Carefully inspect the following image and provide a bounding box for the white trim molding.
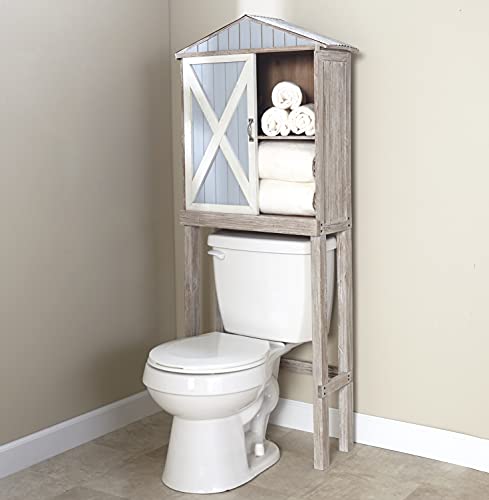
[1,394,488,480]
[270,398,489,474]
[0,391,159,479]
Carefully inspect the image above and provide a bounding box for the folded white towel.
[258,141,315,183]
[261,107,290,137]
[271,81,303,110]
[288,104,315,136]
[259,179,316,216]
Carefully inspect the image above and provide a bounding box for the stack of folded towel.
[260,81,316,137]
[258,141,316,216]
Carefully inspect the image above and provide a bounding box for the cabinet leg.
[337,229,354,452]
[184,226,201,337]
[311,235,331,470]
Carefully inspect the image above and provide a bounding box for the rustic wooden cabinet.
[176,14,357,471]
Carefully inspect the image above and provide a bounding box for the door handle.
[247,118,254,142]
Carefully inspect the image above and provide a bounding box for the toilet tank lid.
[208,231,336,255]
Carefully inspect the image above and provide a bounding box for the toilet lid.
[147,332,270,374]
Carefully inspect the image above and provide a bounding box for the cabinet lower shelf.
[180,210,350,237]
[257,135,315,141]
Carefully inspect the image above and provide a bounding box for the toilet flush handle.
[208,249,225,260]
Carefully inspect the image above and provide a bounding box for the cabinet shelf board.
[180,210,320,236]
[257,135,315,141]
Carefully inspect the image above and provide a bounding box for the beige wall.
[0,1,174,444]
[170,0,489,440]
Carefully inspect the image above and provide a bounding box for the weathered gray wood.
[311,235,331,470]
[337,229,354,452]
[313,48,324,226]
[315,50,352,226]
[320,220,351,235]
[280,358,338,378]
[257,135,315,141]
[322,372,352,396]
[178,46,315,59]
[180,210,320,236]
[184,226,201,337]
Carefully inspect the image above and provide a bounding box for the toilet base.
[162,415,280,494]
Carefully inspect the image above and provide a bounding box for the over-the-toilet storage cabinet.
[176,15,357,471]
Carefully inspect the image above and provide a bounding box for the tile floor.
[1,412,488,499]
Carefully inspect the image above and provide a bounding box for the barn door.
[183,54,258,214]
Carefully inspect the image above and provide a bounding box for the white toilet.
[143,231,336,494]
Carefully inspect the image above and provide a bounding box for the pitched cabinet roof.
[175,14,358,58]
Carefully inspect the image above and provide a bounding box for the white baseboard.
[270,398,489,474]
[0,391,159,479]
[1,393,487,480]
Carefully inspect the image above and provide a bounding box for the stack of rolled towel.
[261,81,315,137]
[258,141,316,216]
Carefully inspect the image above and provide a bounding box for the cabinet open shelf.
[180,210,350,237]
[257,135,315,141]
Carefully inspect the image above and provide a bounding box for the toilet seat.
[147,331,271,375]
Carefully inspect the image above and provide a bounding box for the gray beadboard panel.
[250,21,262,49]
[239,18,251,49]
[225,62,240,205]
[191,21,312,53]
[201,61,216,204]
[285,33,297,46]
[191,61,249,206]
[273,29,285,47]
[228,24,240,49]
[218,31,228,50]
[176,14,358,56]
[208,35,218,51]
[191,65,205,203]
[261,25,273,48]
[237,91,249,205]
[296,36,312,46]
[213,62,227,204]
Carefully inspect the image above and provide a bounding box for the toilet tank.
[207,231,336,343]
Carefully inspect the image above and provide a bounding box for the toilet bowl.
[143,231,336,494]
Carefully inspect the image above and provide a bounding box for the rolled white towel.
[271,81,303,110]
[258,141,315,183]
[288,104,315,136]
[260,107,290,137]
[259,179,316,216]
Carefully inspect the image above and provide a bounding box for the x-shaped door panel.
[183,55,258,214]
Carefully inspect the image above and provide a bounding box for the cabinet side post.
[316,50,351,228]
[337,228,354,451]
[311,235,331,470]
[184,225,201,337]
